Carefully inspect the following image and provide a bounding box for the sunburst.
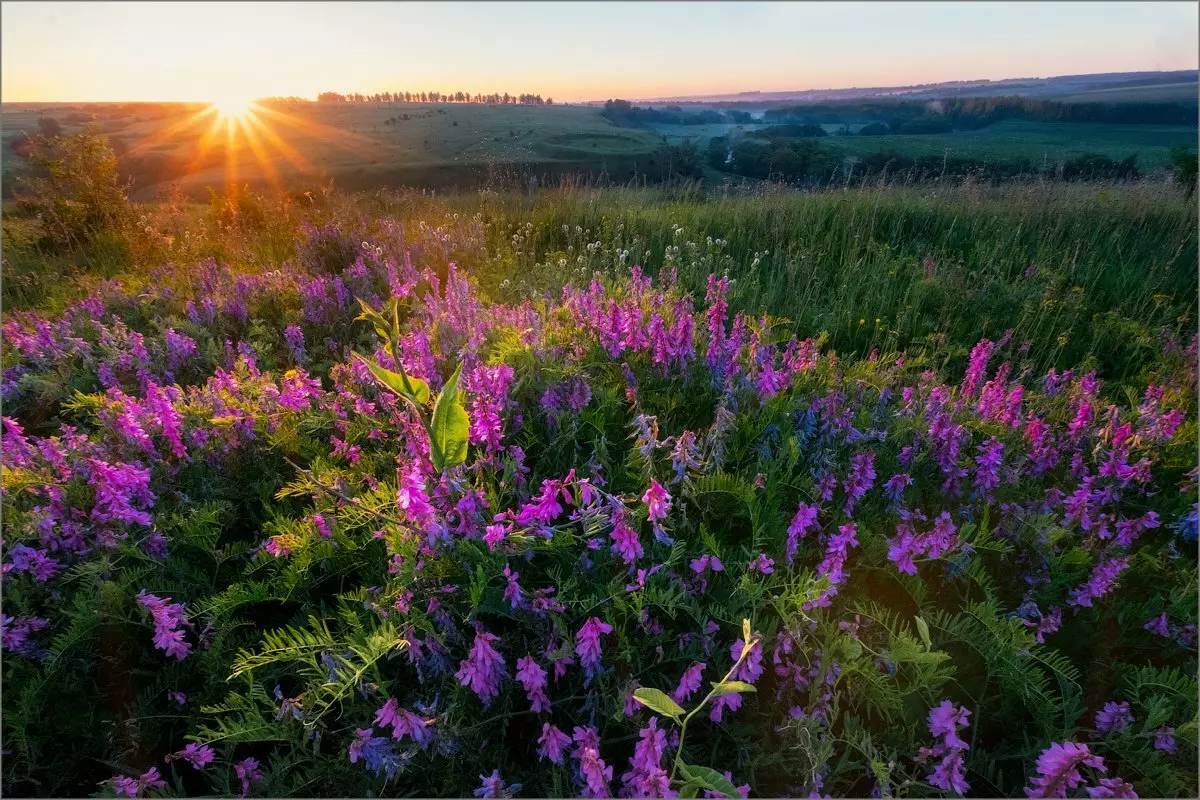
[124,93,379,195]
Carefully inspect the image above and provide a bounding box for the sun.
[211,93,257,120]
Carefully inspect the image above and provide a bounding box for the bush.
[1170,145,1197,197]
[14,124,130,249]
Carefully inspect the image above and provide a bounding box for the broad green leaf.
[352,352,430,404]
[679,764,742,799]
[914,615,932,649]
[429,362,470,472]
[678,782,700,799]
[709,680,757,698]
[631,687,685,721]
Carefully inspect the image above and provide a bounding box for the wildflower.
[1154,726,1176,754]
[973,437,1005,502]
[483,523,508,551]
[136,590,191,660]
[1026,607,1063,644]
[747,553,775,575]
[1024,741,1106,798]
[515,655,551,713]
[348,727,399,777]
[575,617,613,686]
[397,464,438,534]
[643,480,673,544]
[172,742,215,769]
[620,717,672,797]
[1143,613,1170,638]
[689,553,725,575]
[572,726,613,799]
[537,722,571,765]
[1094,701,1133,737]
[672,661,706,704]
[111,767,166,798]
[234,756,264,797]
[804,523,859,610]
[456,630,507,706]
[1068,557,1129,609]
[374,697,436,748]
[786,502,820,564]
[884,472,913,506]
[502,563,523,609]
[611,520,644,564]
[1086,778,1138,798]
[475,770,520,798]
[842,451,876,516]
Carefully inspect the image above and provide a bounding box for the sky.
[2,1,1197,103]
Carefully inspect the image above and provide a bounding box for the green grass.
[776,120,1198,170]
[8,102,1193,201]
[1,102,663,199]
[6,180,1194,385]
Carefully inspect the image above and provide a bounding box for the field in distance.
[0,101,666,199]
[2,96,1196,197]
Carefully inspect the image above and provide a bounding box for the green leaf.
[844,637,863,660]
[678,782,700,799]
[679,764,742,799]
[914,615,932,649]
[709,680,757,698]
[632,687,685,721]
[352,352,430,404]
[429,362,470,472]
[355,298,392,344]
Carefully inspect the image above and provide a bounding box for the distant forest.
[307,91,553,105]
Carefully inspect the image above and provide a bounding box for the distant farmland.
[3,96,1196,197]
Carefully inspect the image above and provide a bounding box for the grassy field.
[818,120,1198,170]
[4,100,1195,200]
[1,102,663,198]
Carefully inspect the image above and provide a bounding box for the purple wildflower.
[537,722,571,765]
[516,655,551,713]
[172,742,215,769]
[1024,741,1106,798]
[575,617,613,686]
[456,630,507,706]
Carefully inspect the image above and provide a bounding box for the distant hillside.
[627,70,1198,107]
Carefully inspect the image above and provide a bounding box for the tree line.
[312,91,553,105]
[601,99,748,127]
[763,96,1198,132]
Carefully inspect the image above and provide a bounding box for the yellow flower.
[859,318,865,325]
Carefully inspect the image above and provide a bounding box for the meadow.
[4,98,1195,199]
[1,127,1198,800]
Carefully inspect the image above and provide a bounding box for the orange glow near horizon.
[129,98,357,194]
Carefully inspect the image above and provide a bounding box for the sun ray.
[243,112,313,175]
[253,105,382,160]
[183,110,228,177]
[124,105,218,158]
[224,114,239,194]
[238,113,282,193]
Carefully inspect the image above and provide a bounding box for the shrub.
[14,124,130,249]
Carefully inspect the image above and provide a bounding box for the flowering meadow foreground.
[2,204,1198,798]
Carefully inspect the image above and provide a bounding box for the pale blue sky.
[2,2,1196,102]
